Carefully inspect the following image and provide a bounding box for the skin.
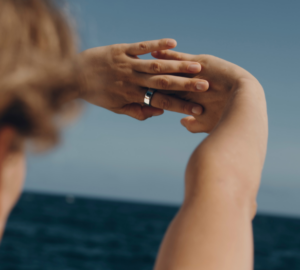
[152,51,253,132]
[78,39,209,119]
[151,51,268,270]
[0,48,268,270]
[0,128,25,238]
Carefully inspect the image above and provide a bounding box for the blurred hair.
[0,0,81,151]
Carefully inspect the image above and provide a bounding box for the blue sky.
[25,0,300,216]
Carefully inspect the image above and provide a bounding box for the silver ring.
[144,88,156,106]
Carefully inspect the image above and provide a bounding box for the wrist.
[231,75,265,105]
[235,69,263,91]
[77,51,91,100]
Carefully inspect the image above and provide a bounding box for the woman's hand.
[79,39,209,120]
[151,51,257,132]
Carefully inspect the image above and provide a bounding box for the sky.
[25,0,300,216]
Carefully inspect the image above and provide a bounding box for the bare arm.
[153,53,268,270]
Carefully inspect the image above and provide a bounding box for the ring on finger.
[144,88,156,106]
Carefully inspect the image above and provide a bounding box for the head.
[0,0,79,239]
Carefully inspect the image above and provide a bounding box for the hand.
[79,39,209,120]
[152,51,256,132]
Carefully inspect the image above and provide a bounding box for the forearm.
[189,77,268,203]
[154,192,254,270]
[154,77,267,270]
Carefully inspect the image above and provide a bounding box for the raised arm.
[152,53,268,270]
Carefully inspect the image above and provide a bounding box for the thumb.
[180,116,206,133]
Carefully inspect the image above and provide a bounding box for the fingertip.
[180,119,187,127]
[195,80,209,92]
[151,51,158,57]
[166,39,177,48]
[192,105,203,115]
[151,50,162,59]
[204,81,209,91]
[187,63,201,73]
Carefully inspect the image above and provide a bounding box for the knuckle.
[139,42,148,51]
[151,62,162,73]
[130,91,141,102]
[161,39,167,46]
[123,90,131,100]
[123,88,140,103]
[184,80,193,91]
[116,80,125,88]
[158,97,172,110]
[156,76,170,89]
[116,63,132,77]
[174,53,182,60]
[156,39,165,48]
[110,44,124,56]
[180,62,188,72]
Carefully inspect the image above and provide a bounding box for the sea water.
[1,192,300,270]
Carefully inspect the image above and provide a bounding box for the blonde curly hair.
[0,0,81,150]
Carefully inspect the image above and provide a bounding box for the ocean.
[1,192,300,270]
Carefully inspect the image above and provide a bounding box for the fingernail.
[167,40,176,47]
[188,63,200,72]
[192,106,202,115]
[196,81,207,91]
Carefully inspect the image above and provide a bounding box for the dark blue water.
[1,192,300,270]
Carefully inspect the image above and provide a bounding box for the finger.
[131,59,201,74]
[126,39,177,56]
[134,73,209,92]
[150,92,203,116]
[180,116,206,133]
[151,50,194,61]
[121,103,164,121]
